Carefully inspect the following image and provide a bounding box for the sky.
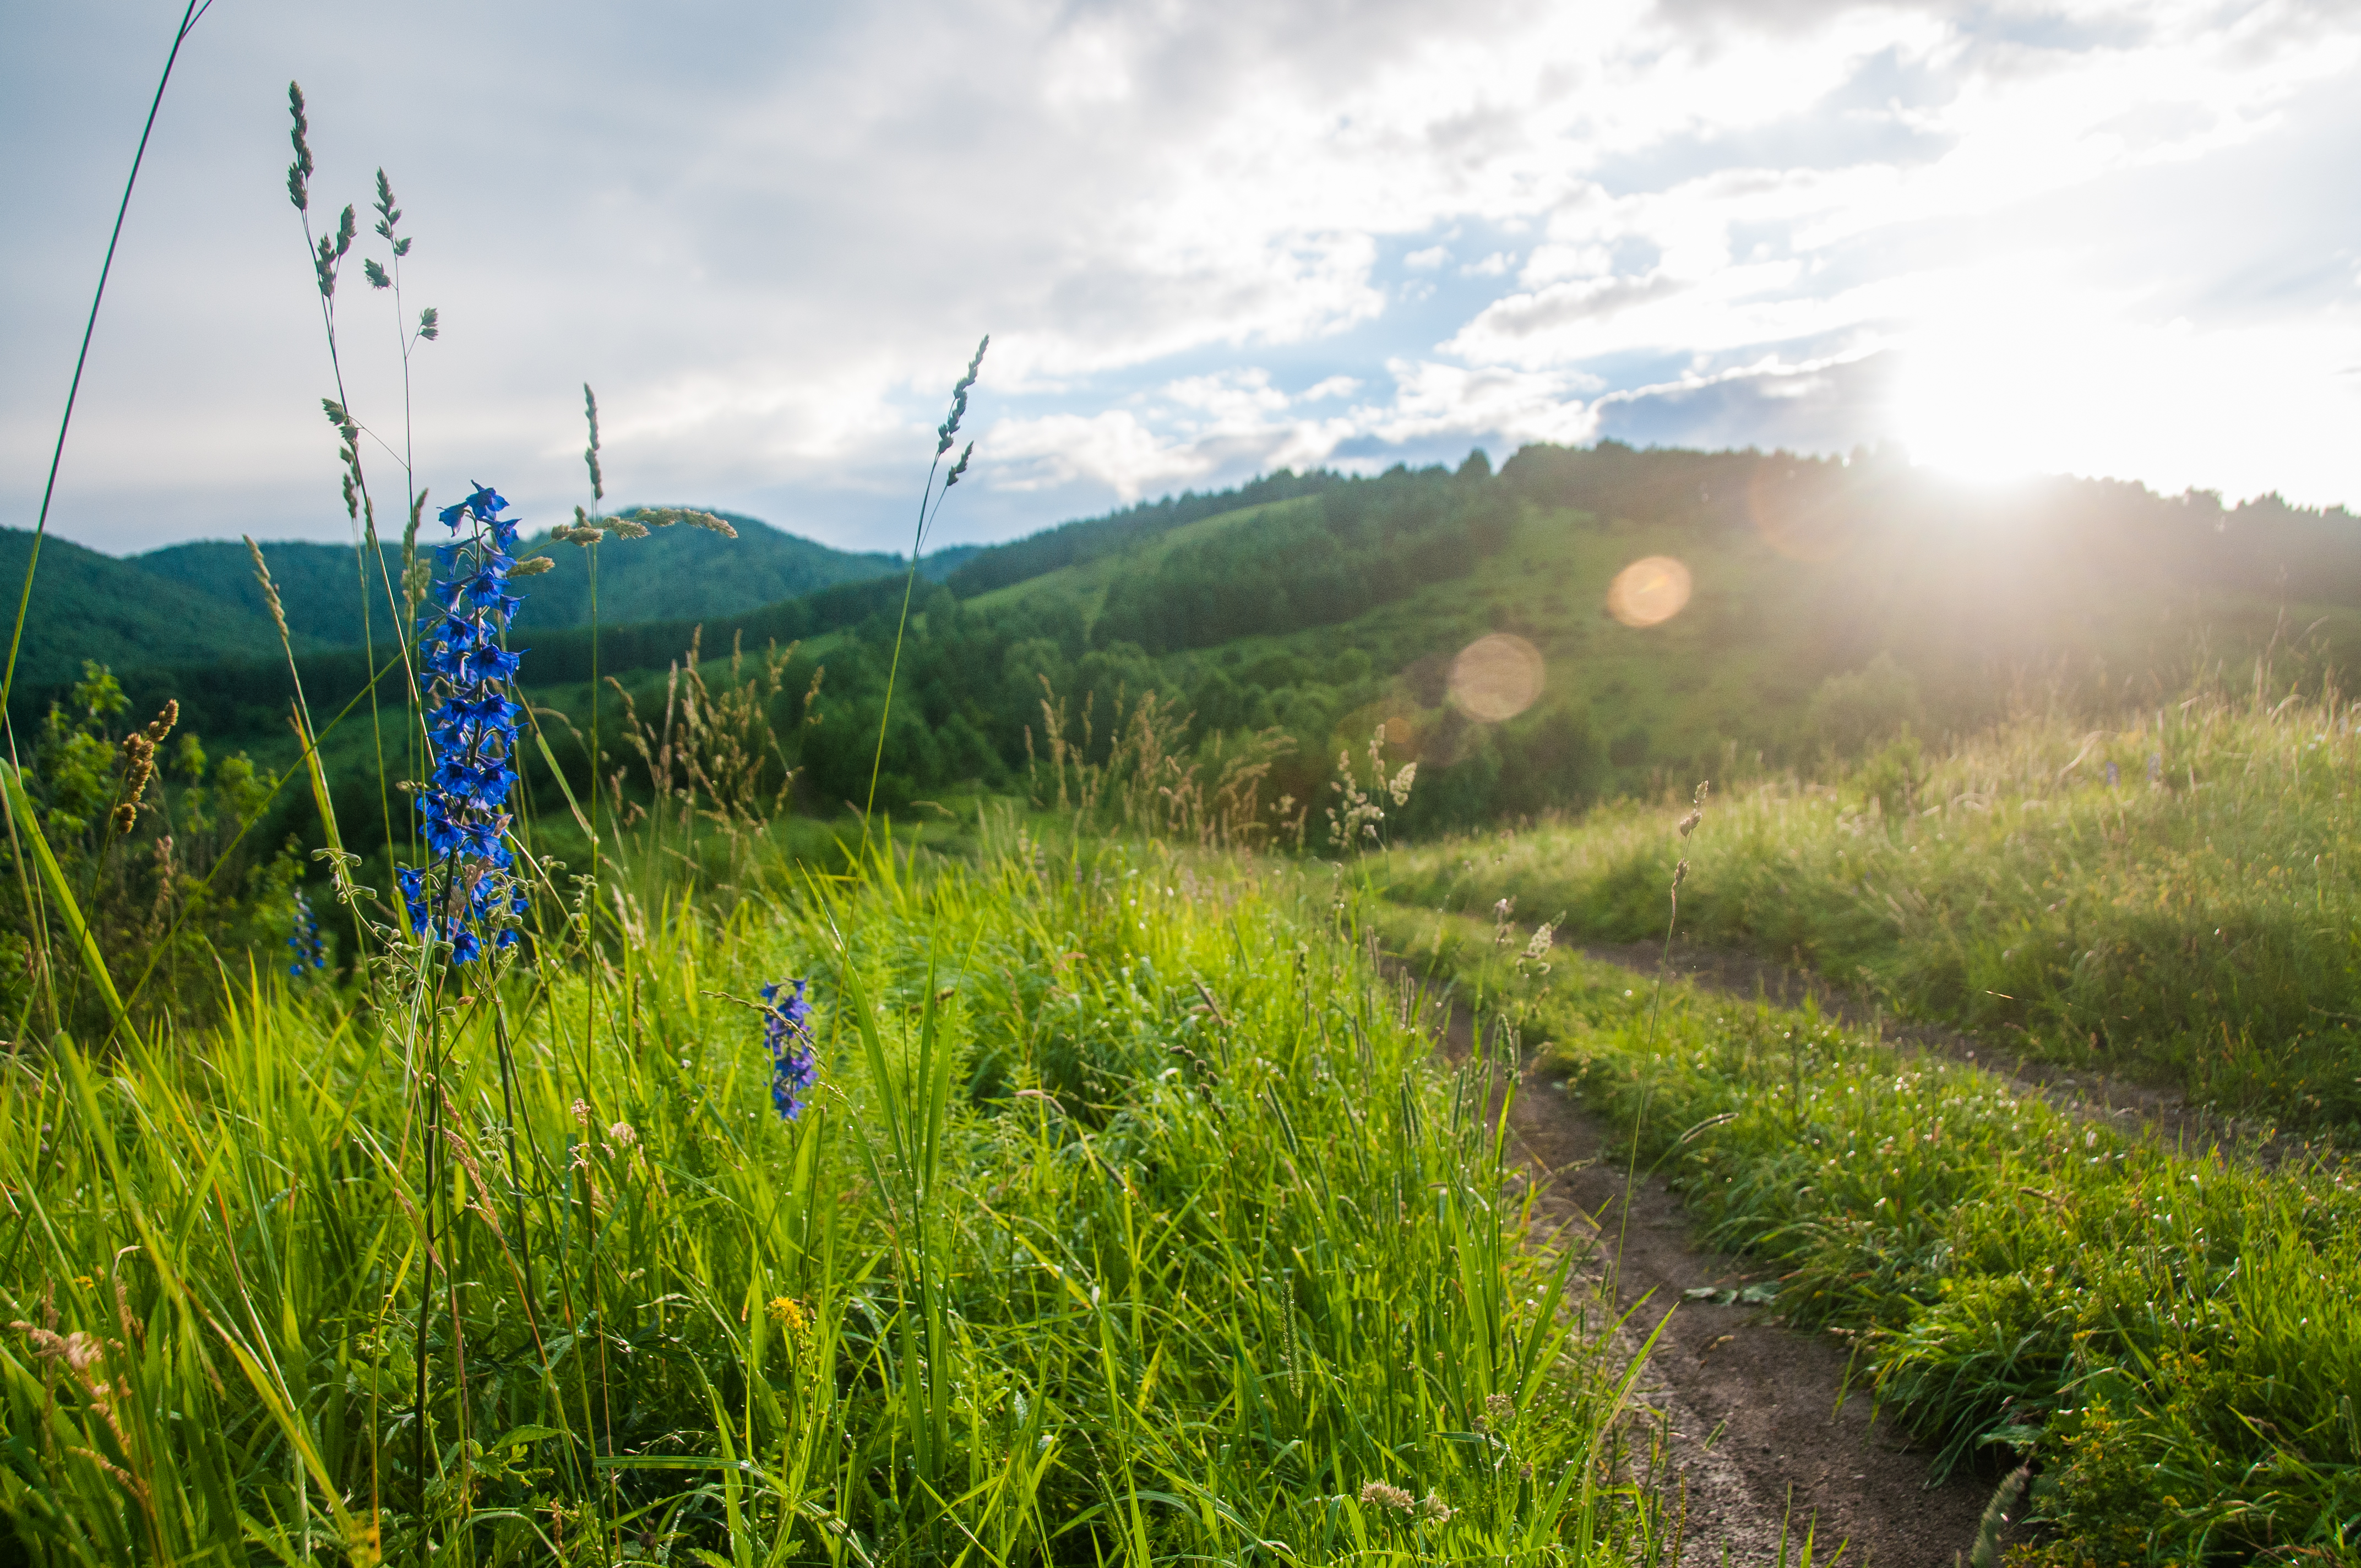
[3,0,2357,559]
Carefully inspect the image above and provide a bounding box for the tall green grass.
[1378,682,2361,1129]
[2,827,1677,1564]
[1379,903,2361,1565]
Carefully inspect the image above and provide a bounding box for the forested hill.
[0,528,317,689]
[132,510,977,644]
[23,443,2361,859]
[942,468,1345,596]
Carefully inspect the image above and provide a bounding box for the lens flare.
[1606,556,1692,628]
[1448,633,1544,722]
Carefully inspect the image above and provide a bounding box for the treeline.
[943,468,1344,596]
[1094,460,1513,652]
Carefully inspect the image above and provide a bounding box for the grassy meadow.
[1377,679,2361,1132]
[1376,903,2361,1565]
[0,824,1698,1564]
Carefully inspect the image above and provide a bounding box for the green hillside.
[129,537,409,649]
[944,444,2361,832]
[493,509,970,629]
[942,467,1341,597]
[0,527,317,688]
[29,443,2361,870]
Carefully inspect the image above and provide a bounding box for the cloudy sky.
[4,0,2357,558]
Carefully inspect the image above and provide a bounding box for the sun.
[1886,262,2294,496]
[1888,266,2110,485]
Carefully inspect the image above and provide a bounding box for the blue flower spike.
[761,979,817,1120]
[287,890,328,978]
[403,484,531,963]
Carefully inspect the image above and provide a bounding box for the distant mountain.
[0,529,312,692]
[132,537,409,649]
[497,510,963,631]
[130,509,982,646]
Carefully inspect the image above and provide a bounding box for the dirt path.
[1576,936,2287,1161]
[1416,977,2012,1566]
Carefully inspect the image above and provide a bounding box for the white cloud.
[986,411,1215,501]
[1370,359,1599,447]
[1161,368,1292,427]
[3,0,2355,556]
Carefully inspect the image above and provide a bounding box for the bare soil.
[1417,974,2018,1565]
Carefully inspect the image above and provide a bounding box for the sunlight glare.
[1891,268,2361,500]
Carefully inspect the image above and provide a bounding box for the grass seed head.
[284,82,312,213]
[243,537,291,644]
[633,506,736,538]
[583,383,604,503]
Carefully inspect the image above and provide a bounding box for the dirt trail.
[1390,929,2275,1562]
[1420,980,2012,1566]
[1577,936,2287,1161]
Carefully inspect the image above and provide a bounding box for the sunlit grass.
[1377,682,2361,1129]
[1378,903,2361,1566]
[1,827,1682,1564]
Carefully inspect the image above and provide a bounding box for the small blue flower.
[438,484,509,530]
[286,890,328,977]
[761,979,817,1120]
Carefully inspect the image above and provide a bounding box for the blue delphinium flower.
[401,483,530,963]
[287,889,328,977]
[761,979,817,1120]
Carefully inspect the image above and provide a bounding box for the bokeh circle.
[1448,633,1545,722]
[1606,556,1693,628]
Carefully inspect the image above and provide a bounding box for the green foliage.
[1852,731,1927,817]
[0,832,1673,1564]
[1382,907,2361,1565]
[42,444,2361,866]
[3,663,293,1042]
[1093,469,1514,653]
[1806,652,1919,758]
